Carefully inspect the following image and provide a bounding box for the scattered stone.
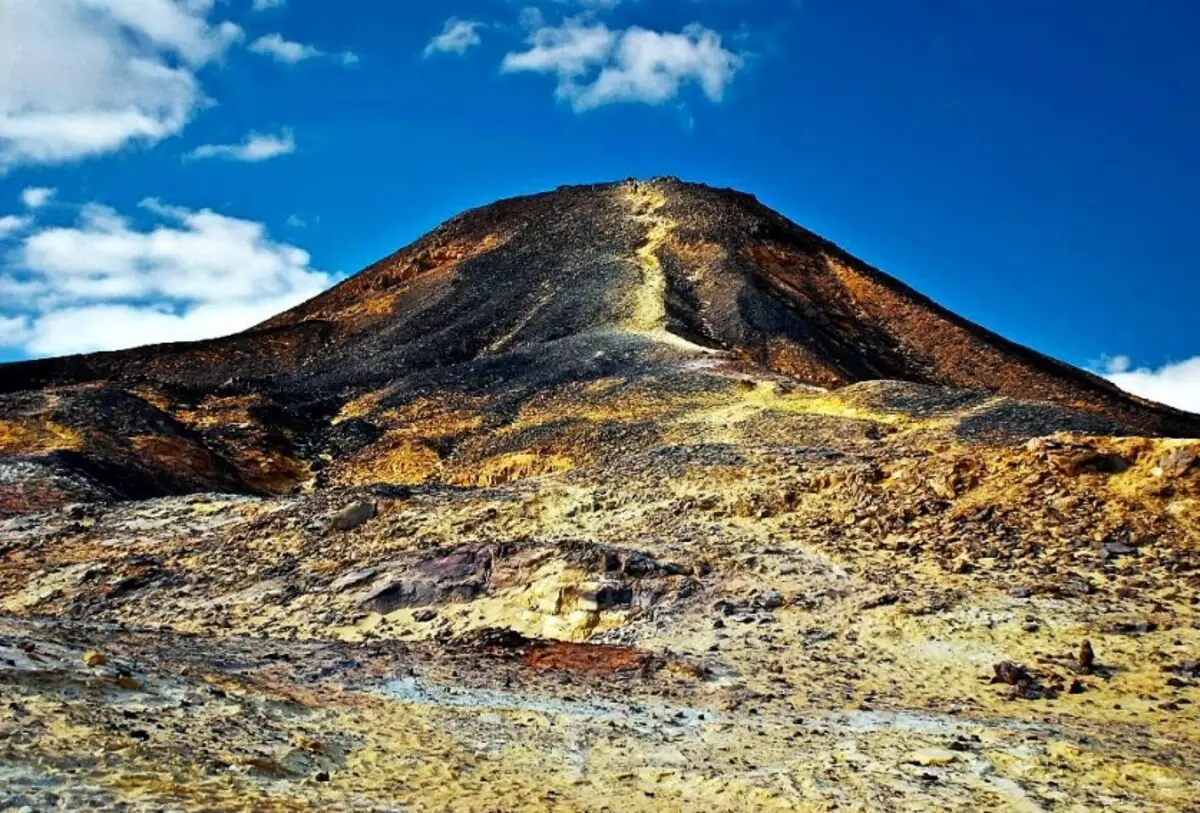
[758,590,785,610]
[905,748,959,767]
[1159,447,1197,478]
[330,501,377,532]
[858,592,899,611]
[1100,540,1137,559]
[1103,619,1158,635]
[1078,639,1095,674]
[330,565,382,593]
[1166,660,1200,678]
[357,547,491,614]
[82,651,107,667]
[994,661,1033,687]
[412,608,438,623]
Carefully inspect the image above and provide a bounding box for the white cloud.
[0,0,242,170]
[424,19,484,58]
[1099,355,1200,415]
[0,198,332,357]
[250,33,322,63]
[557,0,624,8]
[252,0,286,10]
[22,298,310,356]
[0,214,31,239]
[249,33,356,66]
[21,187,56,209]
[187,129,296,162]
[502,21,743,111]
[0,315,30,346]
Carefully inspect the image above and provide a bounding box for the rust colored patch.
[130,435,219,481]
[0,418,83,455]
[0,483,79,516]
[455,451,575,488]
[232,448,311,494]
[522,641,649,676]
[331,432,442,487]
[172,395,264,431]
[265,233,509,334]
[763,339,847,389]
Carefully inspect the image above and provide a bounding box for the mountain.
[1,179,1198,811]
[1,178,1196,513]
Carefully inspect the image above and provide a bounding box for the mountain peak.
[1,179,1197,513]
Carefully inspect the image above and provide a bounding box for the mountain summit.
[2,180,1200,811]
[2,178,1200,515]
[1,178,1197,513]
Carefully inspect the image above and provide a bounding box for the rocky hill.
[1,179,1198,811]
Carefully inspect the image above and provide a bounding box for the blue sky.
[0,0,1197,411]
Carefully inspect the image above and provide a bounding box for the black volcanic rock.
[0,177,1196,513]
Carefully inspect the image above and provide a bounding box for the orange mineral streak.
[331,431,443,487]
[821,254,1116,414]
[522,641,649,675]
[266,233,508,333]
[233,448,311,494]
[455,451,576,488]
[129,435,219,481]
[0,418,83,455]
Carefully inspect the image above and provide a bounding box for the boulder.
[330,500,377,532]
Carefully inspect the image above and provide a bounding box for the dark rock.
[1103,619,1158,635]
[330,565,383,593]
[1055,575,1095,598]
[358,546,492,614]
[758,590,786,610]
[1079,639,1095,674]
[1159,447,1198,478]
[1167,660,1200,678]
[993,661,1033,686]
[330,500,377,532]
[1100,540,1137,558]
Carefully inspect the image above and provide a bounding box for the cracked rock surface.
[1,179,1198,811]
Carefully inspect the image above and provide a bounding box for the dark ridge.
[1,177,1197,514]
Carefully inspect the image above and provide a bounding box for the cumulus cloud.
[558,0,624,8]
[0,199,332,357]
[0,0,243,170]
[250,33,357,66]
[249,33,322,63]
[0,315,30,346]
[187,129,296,162]
[21,187,56,209]
[502,21,743,111]
[424,19,485,58]
[252,0,286,10]
[0,215,31,239]
[1098,355,1200,415]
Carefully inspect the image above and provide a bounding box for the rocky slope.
[0,179,1198,811]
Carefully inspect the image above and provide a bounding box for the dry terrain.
[1,179,1197,811]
